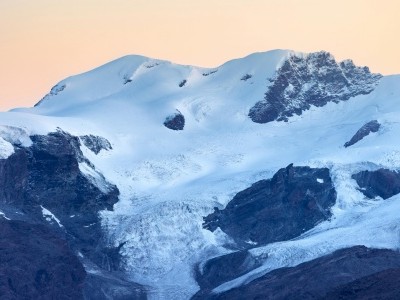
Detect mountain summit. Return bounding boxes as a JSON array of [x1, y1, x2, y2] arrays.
[[2, 50, 400, 299]]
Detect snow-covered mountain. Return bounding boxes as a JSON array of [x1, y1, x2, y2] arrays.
[[1, 49, 400, 299]]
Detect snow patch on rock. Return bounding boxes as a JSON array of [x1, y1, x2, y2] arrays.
[[79, 162, 114, 194], [0, 137, 14, 159], [41, 205, 63, 227]]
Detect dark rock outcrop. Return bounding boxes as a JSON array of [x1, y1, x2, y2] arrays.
[[352, 168, 400, 199], [203, 164, 336, 247], [240, 74, 252, 81], [0, 219, 86, 300], [344, 120, 380, 147], [145, 63, 159, 69], [164, 110, 185, 130], [195, 250, 261, 296], [80, 134, 112, 154], [179, 80, 187, 87], [202, 70, 218, 76], [0, 130, 147, 298], [0, 130, 119, 265], [200, 246, 400, 300], [249, 51, 381, 123], [123, 75, 132, 84], [324, 267, 400, 300]]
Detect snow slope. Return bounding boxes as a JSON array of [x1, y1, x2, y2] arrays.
[[2, 49, 400, 299]]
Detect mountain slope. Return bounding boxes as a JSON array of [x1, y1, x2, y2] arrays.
[[195, 246, 400, 299], [1, 49, 400, 299]]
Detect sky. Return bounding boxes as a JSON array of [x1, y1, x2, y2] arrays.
[[0, 0, 399, 110]]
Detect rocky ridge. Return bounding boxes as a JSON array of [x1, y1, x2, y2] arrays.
[[0, 130, 146, 299], [249, 51, 382, 123], [198, 246, 400, 300]]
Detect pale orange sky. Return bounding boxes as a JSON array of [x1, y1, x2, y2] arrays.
[[0, 0, 399, 111]]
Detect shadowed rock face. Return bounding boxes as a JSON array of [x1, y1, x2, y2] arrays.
[[352, 168, 400, 199], [0, 130, 119, 265], [0, 219, 86, 300], [203, 164, 336, 247], [324, 267, 400, 300], [200, 246, 400, 300], [194, 250, 261, 295], [164, 110, 185, 130], [0, 130, 147, 299], [249, 51, 381, 123], [344, 120, 380, 147]]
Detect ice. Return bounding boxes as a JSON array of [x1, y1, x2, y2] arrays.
[[78, 162, 113, 194]]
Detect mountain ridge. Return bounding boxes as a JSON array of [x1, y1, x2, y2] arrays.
[[1, 49, 400, 299]]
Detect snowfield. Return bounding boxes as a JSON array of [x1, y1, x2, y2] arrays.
[[2, 49, 400, 299]]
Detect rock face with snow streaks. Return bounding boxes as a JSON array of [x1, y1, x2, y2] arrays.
[[0, 130, 119, 262], [249, 51, 381, 123], [199, 246, 400, 300], [80, 134, 113, 154], [352, 168, 400, 199], [0, 130, 146, 299], [203, 164, 337, 247]]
